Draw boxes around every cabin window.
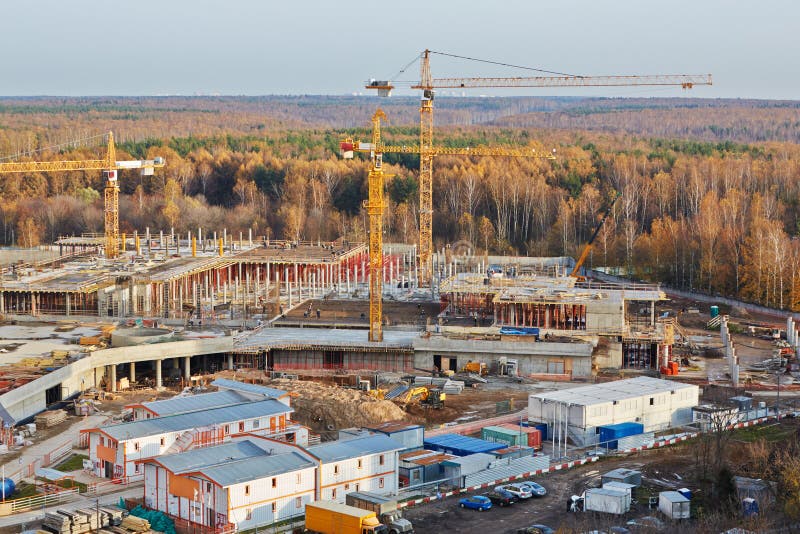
[334,465,339,475]
[379,477,385,488]
[332,488,337,499]
[245,485,250,496]
[295,497,302,508]
[160,437,165,446]
[134,442,140,451]
[271,502,276,514]
[245,509,252,520]
[379,455,385,466]
[272,477,277,488]
[239,422,245,432]
[357,459,363,469]
[296,473,301,484]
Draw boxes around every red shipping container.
[498,423,542,449]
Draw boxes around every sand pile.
[267,378,409,431]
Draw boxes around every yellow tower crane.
[366,49,713,285]
[341,109,555,342]
[0,132,165,258]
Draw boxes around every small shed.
[398,449,455,487]
[659,490,690,519]
[441,453,495,486]
[601,468,642,487]
[584,488,630,514]
[730,396,753,412]
[365,421,424,451]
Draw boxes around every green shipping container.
[481,425,527,447]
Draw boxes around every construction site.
[3,46,800,533]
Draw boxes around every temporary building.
[424,434,505,456]
[584,488,630,514]
[601,468,642,487]
[659,490,691,519]
[528,376,698,447]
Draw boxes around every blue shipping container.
[423,433,505,457]
[533,423,548,440]
[598,422,644,449]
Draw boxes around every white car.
[499,483,532,500]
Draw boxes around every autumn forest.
[2,95,800,310]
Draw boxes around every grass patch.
[36,477,88,493]
[732,423,796,443]
[13,481,38,498]
[54,453,88,472]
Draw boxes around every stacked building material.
[34,409,67,428]
[120,515,150,532]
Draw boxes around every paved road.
[1,413,108,478]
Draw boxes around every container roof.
[424,433,506,454]
[531,376,697,406]
[153,440,268,473]
[128,390,250,416]
[211,378,287,399]
[364,421,423,434]
[97,398,292,441]
[308,434,402,462]
[203,451,315,487]
[660,490,690,502]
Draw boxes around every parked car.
[626,516,665,531]
[499,483,532,500]
[483,491,514,507]
[494,486,519,502]
[459,495,492,511]
[517,525,555,534]
[519,481,547,497]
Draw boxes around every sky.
[0,0,795,100]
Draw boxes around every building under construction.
[0,237,369,320]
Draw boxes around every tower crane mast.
[342,109,554,342]
[0,132,165,258]
[366,49,712,285]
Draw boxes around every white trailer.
[659,490,690,519]
[584,488,630,515]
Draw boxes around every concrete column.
[184,356,191,381]
[227,354,234,371]
[129,362,136,383]
[65,294,70,316]
[155,359,163,390]
[109,365,117,393]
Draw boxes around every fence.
[0,487,80,515]
[85,476,142,496]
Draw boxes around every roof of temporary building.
[96,398,292,441]
[211,378,287,399]
[233,242,365,263]
[127,390,251,416]
[202,451,315,486]
[530,376,697,407]
[364,421,423,434]
[308,434,403,462]
[151,440,268,473]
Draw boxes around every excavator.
[393,386,446,409]
[569,191,621,282]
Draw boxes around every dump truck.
[346,491,414,534]
[305,501,388,534]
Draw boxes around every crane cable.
[428,50,581,78]
[0,132,108,161]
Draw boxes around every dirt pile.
[266,378,409,432]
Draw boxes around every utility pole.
[776,370,781,419]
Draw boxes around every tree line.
[2,96,800,310]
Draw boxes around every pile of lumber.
[43,507,125,534]
[35,409,67,428]
[119,515,150,532]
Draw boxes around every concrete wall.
[586,299,625,334]
[414,337,594,377]
[0,337,233,423]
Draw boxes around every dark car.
[517,525,555,534]
[484,491,514,507]
[494,486,520,502]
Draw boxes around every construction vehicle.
[346,492,414,534]
[0,132,165,258]
[342,109,553,342]
[305,501,388,534]
[462,361,488,376]
[367,388,387,400]
[569,191,621,281]
[392,386,446,409]
[366,49,712,285]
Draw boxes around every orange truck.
[305,501,388,534]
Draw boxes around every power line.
[0,133,106,161]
